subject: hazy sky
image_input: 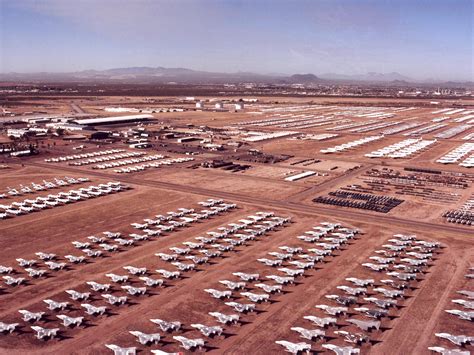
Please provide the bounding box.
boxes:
[1,0,472,81]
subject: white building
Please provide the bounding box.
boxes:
[235,103,244,110]
[196,101,204,109]
[215,102,224,109]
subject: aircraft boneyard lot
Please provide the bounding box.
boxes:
[0,96,473,354]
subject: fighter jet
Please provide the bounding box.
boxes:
[414,240,440,248]
[185,255,209,265]
[278,268,305,277]
[347,318,380,331]
[373,287,405,298]
[457,290,474,299]
[345,277,374,287]
[225,301,256,313]
[56,315,83,327]
[44,261,66,271]
[369,256,395,264]
[255,283,282,293]
[257,258,283,267]
[66,289,90,301]
[129,234,149,241]
[232,272,259,281]
[139,276,163,287]
[72,241,90,249]
[298,254,324,263]
[150,318,181,332]
[288,261,315,269]
[315,304,348,316]
[25,268,47,278]
[169,247,190,255]
[291,327,325,340]
[115,238,134,246]
[121,285,147,296]
[427,347,470,355]
[105,273,129,283]
[241,292,270,303]
[43,299,69,311]
[105,344,137,355]
[88,236,105,243]
[322,344,360,355]
[362,263,388,272]
[337,286,367,296]
[353,307,388,319]
[191,324,223,337]
[34,252,56,260]
[325,295,358,306]
[266,275,294,284]
[435,333,474,346]
[102,294,128,305]
[334,330,369,345]
[205,289,232,299]
[16,258,36,267]
[199,249,221,258]
[445,309,474,321]
[268,252,293,260]
[279,246,303,254]
[452,299,474,309]
[81,303,107,316]
[129,330,161,345]
[386,271,417,281]
[31,326,59,340]
[219,280,246,290]
[308,248,332,256]
[382,244,405,252]
[3,275,24,286]
[400,258,428,266]
[64,255,86,263]
[363,297,397,309]
[99,244,118,252]
[380,279,409,290]
[315,243,339,250]
[0,322,18,333]
[155,253,178,261]
[123,266,147,275]
[0,266,13,274]
[209,312,239,325]
[275,340,311,354]
[171,262,195,271]
[155,269,181,279]
[303,315,337,328]
[173,336,205,351]
[18,310,44,322]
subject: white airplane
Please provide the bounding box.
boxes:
[334,330,369,345]
[81,303,107,316]
[457,290,474,299]
[44,261,66,271]
[316,304,348,316]
[322,344,360,355]
[66,289,90,300]
[16,258,36,267]
[275,340,311,354]
[363,297,397,309]
[427,346,470,355]
[122,285,147,296]
[380,279,409,290]
[337,285,367,296]
[82,249,102,257]
[139,276,163,287]
[72,241,90,249]
[400,258,428,266]
[155,269,180,279]
[347,318,380,331]
[56,315,83,327]
[115,238,134,246]
[43,299,69,311]
[155,253,178,261]
[185,255,209,264]
[298,254,324,263]
[0,322,19,333]
[278,268,305,277]
[326,295,357,306]
[307,248,332,256]
[241,292,270,303]
[373,287,405,298]
[169,247,190,255]
[205,289,232,299]
[225,301,256,313]
[105,273,129,283]
[99,244,119,252]
[3,275,24,286]
[386,272,417,281]
[173,335,205,350]
[35,252,56,260]
[232,272,259,281]
[64,255,86,263]
[19,310,44,322]
[209,312,239,325]
[219,280,246,290]
[303,315,337,328]
[266,275,294,284]
[279,246,303,254]
[171,262,195,271]
[25,268,47,278]
[268,252,293,260]
[150,318,181,332]
[0,266,13,274]
[129,330,161,345]
[445,309,474,321]
[288,261,314,269]
[362,263,388,272]
[102,294,128,305]
[105,344,137,355]
[435,333,474,346]
[345,277,374,287]
[191,323,223,337]
[353,307,387,319]
[291,327,325,340]
[452,299,474,309]
[31,326,59,340]
[88,236,105,243]
[123,266,147,275]
[255,283,282,293]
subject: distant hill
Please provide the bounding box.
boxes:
[319,71,413,82]
[288,73,321,83]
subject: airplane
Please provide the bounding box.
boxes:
[386,271,417,281]
[427,346,470,355]
[19,310,44,322]
[173,335,205,351]
[191,323,223,337]
[241,292,270,303]
[105,273,129,283]
[105,344,137,355]
[255,283,282,293]
[353,307,388,319]
[129,330,161,345]
[72,241,90,249]
[369,256,395,264]
[325,295,358,306]
[122,285,147,296]
[380,279,409,290]
[115,238,134,246]
[232,272,259,281]
[334,330,369,345]
[373,287,405,298]
[336,286,367,296]
[129,233,149,241]
[268,252,293,260]
[43,299,69,311]
[278,268,305,277]
[345,277,374,287]
[56,315,83,327]
[171,262,195,271]
[275,340,311,354]
[150,318,181,332]
[322,344,360,355]
[3,275,25,286]
[291,327,325,340]
[346,318,380,331]
[88,236,105,243]
[169,247,190,255]
[205,289,232,299]
[155,253,178,261]
[279,246,303,254]
[225,301,256,313]
[414,241,440,248]
[400,258,428,266]
[64,255,86,263]
[445,310,474,321]
[102,294,128,305]
[82,249,103,257]
[81,303,107,316]
[45,262,66,271]
[35,252,56,260]
[219,280,246,290]
[99,244,119,252]
[266,275,294,284]
[288,261,315,269]
[382,244,406,252]
[25,268,47,278]
[209,312,239,325]
[435,333,474,346]
[315,304,348,316]
[140,276,163,287]
[297,254,324,263]
[452,299,474,309]
[16,258,36,267]
[0,322,19,333]
[31,326,59,340]
[123,266,147,275]
[457,290,474,299]
[199,249,221,258]
[185,255,209,264]
[303,315,337,328]
[363,297,397,309]
[406,251,432,259]
[155,269,181,279]
[66,289,90,300]
[362,263,388,272]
